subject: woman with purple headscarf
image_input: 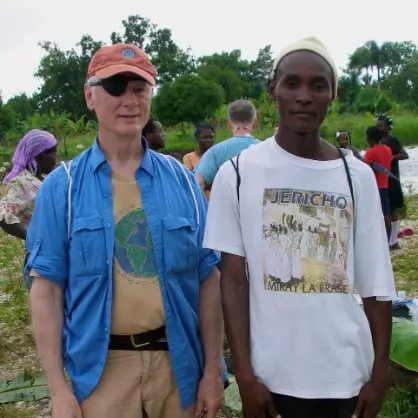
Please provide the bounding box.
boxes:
[0,129,57,242]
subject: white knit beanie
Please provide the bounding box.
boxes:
[270,37,338,99]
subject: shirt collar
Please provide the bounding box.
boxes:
[90,136,155,177]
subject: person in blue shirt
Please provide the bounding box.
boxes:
[26,43,224,418]
[194,99,261,193]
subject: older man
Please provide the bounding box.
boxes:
[26,44,223,418]
[194,99,260,193]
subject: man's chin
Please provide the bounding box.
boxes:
[115,126,142,137]
[292,125,319,135]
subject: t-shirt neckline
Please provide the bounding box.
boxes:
[268,136,352,170]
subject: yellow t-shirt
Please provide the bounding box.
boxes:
[110,171,165,335]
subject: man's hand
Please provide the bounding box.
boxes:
[352,370,389,418]
[52,390,83,418]
[194,371,224,418]
[238,377,279,418]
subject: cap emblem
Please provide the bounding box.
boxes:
[121,48,136,60]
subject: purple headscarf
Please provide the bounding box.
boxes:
[4,129,57,182]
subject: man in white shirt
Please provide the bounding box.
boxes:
[204,37,396,418]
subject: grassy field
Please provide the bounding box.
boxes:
[1,111,418,169]
[0,190,418,417]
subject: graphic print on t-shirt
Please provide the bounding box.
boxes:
[114,207,157,283]
[262,188,353,294]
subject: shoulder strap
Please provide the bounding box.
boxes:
[229,153,241,203]
[338,148,355,210]
[61,160,73,241]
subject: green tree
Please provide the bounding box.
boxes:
[197,47,273,102]
[348,40,382,85]
[0,92,14,140]
[348,40,418,88]
[5,93,35,123]
[111,15,194,84]
[153,75,224,125]
[245,45,274,98]
[35,35,103,119]
[198,64,244,103]
[337,73,361,112]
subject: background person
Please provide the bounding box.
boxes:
[183,122,215,171]
[143,119,165,151]
[194,99,261,193]
[376,114,409,250]
[364,126,393,239]
[0,129,57,287]
[335,130,362,160]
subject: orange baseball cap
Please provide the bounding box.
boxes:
[87,43,157,86]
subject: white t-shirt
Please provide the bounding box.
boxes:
[203,136,396,399]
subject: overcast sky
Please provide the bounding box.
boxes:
[1,0,416,102]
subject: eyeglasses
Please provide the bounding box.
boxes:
[88,74,152,97]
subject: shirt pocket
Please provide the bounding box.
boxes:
[70,215,107,275]
[162,216,199,275]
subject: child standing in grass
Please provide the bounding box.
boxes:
[364,126,393,239]
[335,130,362,160]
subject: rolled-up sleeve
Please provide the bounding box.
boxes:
[25,169,69,289]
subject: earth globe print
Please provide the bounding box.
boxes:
[115,208,156,279]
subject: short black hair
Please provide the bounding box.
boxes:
[143,119,159,137]
[194,122,215,139]
[367,126,384,143]
[376,114,393,128]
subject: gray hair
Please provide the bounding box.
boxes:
[227,99,257,124]
[86,75,101,86]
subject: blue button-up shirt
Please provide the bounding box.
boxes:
[25,138,220,409]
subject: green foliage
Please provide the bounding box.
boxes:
[153,75,225,125]
[352,87,397,114]
[0,375,48,404]
[4,94,35,122]
[34,36,103,120]
[2,17,418,154]
[390,319,418,372]
[379,387,418,418]
[111,15,195,84]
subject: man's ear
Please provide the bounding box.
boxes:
[268,78,277,101]
[85,84,95,110]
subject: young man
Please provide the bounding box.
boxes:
[26,44,224,418]
[143,119,165,151]
[363,126,393,239]
[194,99,260,193]
[204,37,396,418]
[377,114,409,250]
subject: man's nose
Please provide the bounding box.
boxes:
[295,85,313,104]
[122,88,139,105]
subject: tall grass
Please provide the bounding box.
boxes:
[1,112,418,168]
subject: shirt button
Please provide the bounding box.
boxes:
[104,193,109,198]
[105,223,110,228]
[104,327,108,332]
[106,259,109,265]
